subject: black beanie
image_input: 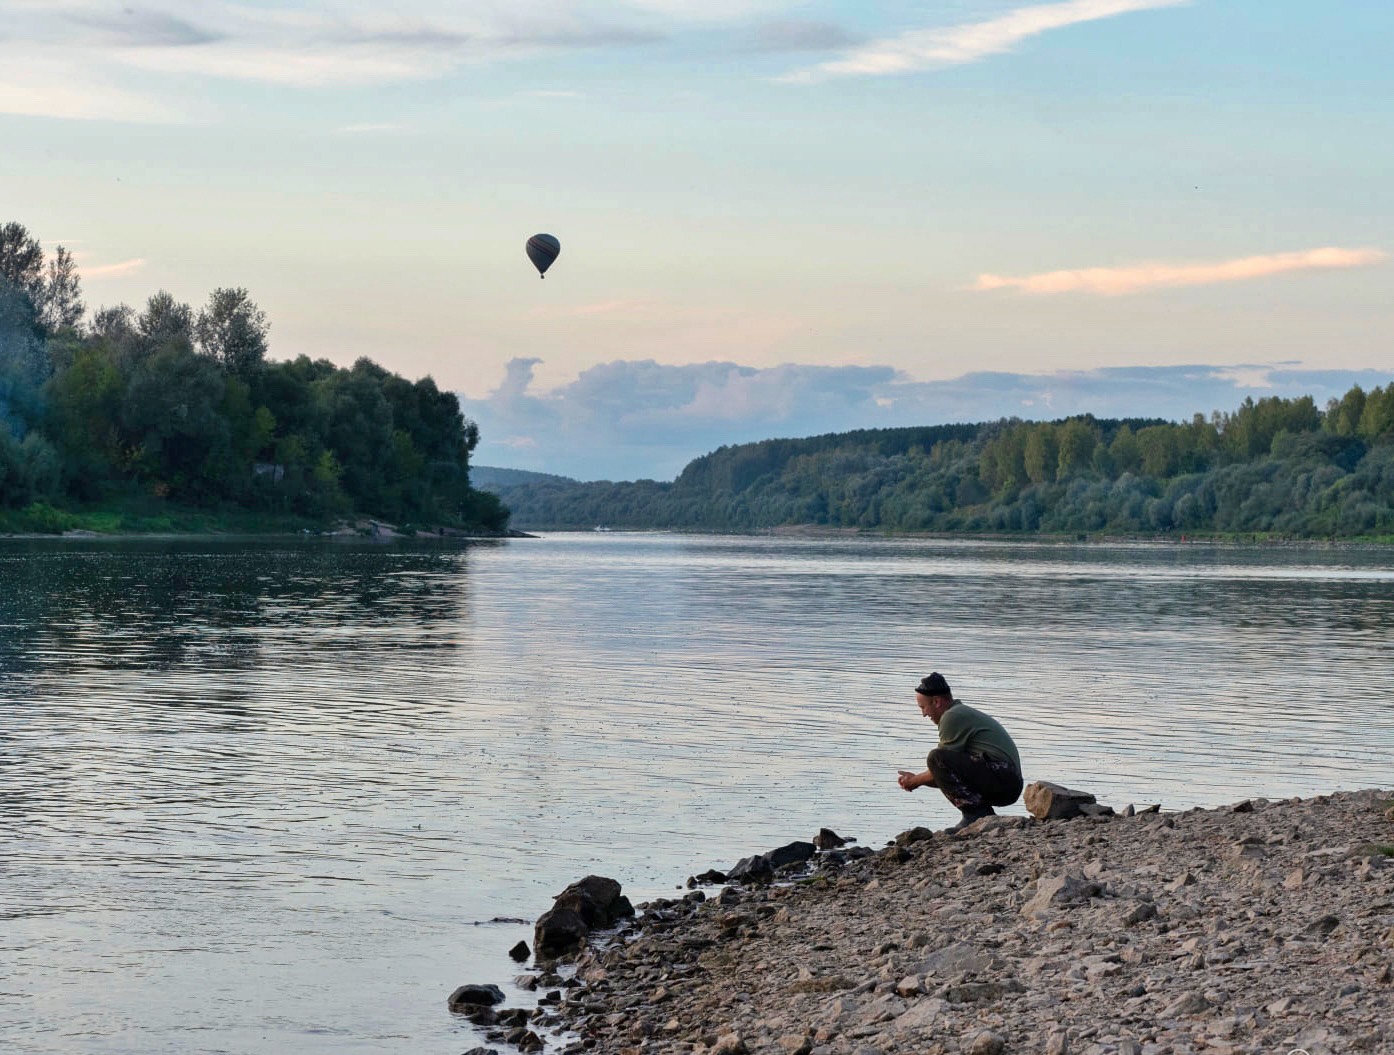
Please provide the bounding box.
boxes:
[916,672,951,697]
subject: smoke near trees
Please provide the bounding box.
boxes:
[0,221,504,532]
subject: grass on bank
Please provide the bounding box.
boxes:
[0,500,329,535]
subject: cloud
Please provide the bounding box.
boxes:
[71,9,226,47]
[974,247,1389,296]
[82,257,147,278]
[0,1,670,118]
[0,56,184,122]
[781,0,1187,83]
[462,358,1394,481]
[750,20,864,52]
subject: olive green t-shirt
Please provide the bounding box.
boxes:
[933,700,1021,773]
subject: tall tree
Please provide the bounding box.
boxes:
[0,221,44,299]
[137,291,194,355]
[36,245,84,332]
[195,287,268,377]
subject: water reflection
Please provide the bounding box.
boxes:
[1,534,1392,1054]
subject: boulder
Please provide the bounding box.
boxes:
[552,875,634,929]
[687,868,728,887]
[1021,874,1102,917]
[728,854,775,882]
[447,984,506,1012]
[1024,781,1097,820]
[534,907,590,959]
[813,827,848,850]
[767,841,817,869]
[894,826,935,846]
[508,940,530,962]
[917,942,1000,979]
[729,840,817,881]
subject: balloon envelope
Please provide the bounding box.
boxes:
[526,234,560,277]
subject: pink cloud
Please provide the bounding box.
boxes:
[82,257,148,279]
[973,247,1388,296]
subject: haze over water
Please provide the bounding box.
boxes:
[3,533,1393,1054]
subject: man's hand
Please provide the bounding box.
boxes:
[898,769,937,791]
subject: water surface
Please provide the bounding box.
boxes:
[2,533,1392,1053]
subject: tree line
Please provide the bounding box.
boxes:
[0,221,505,532]
[488,388,1394,537]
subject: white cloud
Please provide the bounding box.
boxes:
[781,0,1188,83]
[0,56,185,122]
[973,247,1389,296]
[0,1,676,120]
[463,359,1394,480]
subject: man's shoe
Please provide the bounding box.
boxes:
[943,805,996,833]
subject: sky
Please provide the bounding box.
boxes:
[3,0,1392,479]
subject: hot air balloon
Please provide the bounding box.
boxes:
[526,234,560,279]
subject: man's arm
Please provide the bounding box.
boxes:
[897,769,938,790]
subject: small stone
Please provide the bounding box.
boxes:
[895,826,935,846]
[967,1030,1005,1055]
[1021,874,1101,917]
[1162,991,1211,1017]
[1117,900,1157,926]
[1045,1031,1070,1055]
[508,940,530,962]
[895,975,923,997]
[1305,914,1340,937]
[712,1032,748,1055]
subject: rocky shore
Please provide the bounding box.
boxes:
[466,787,1394,1055]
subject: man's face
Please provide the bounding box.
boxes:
[915,691,946,722]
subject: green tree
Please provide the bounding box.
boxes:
[195,287,269,377]
[45,343,125,496]
[0,222,44,299]
[1109,426,1142,474]
[1056,419,1096,481]
[36,245,84,333]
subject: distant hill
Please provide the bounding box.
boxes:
[471,466,578,491]
[481,384,1394,537]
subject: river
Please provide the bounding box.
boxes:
[2,533,1392,1053]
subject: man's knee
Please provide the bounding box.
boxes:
[926,747,960,776]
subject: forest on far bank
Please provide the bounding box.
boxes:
[0,221,505,534]
[484,382,1394,537]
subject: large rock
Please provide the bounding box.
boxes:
[918,942,1001,979]
[766,840,817,868]
[813,828,848,850]
[728,841,816,882]
[552,875,634,928]
[1024,781,1097,820]
[1021,873,1102,917]
[533,907,589,959]
[533,875,634,959]
[447,984,506,1012]
[727,854,775,882]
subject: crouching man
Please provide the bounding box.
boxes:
[897,672,1023,833]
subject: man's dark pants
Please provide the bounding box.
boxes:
[926,747,1023,812]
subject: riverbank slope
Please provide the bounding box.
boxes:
[544,789,1393,1055]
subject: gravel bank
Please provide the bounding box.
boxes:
[533,788,1394,1055]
